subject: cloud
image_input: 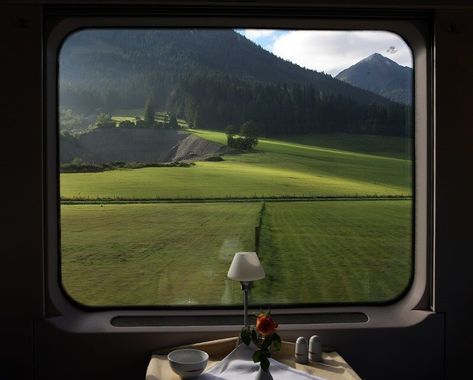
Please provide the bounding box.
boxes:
[237,29,287,51]
[243,29,278,39]
[271,30,413,76]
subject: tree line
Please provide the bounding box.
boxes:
[170,74,412,137]
[61,72,412,137]
[225,121,259,150]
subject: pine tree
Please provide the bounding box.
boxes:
[168,114,179,129]
[144,94,156,127]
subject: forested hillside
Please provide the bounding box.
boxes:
[60,29,412,136]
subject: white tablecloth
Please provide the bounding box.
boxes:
[201,343,326,380]
[146,337,361,380]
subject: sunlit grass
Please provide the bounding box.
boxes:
[61,202,260,306]
[61,130,411,199]
[254,200,412,304]
[61,200,412,306]
[60,128,413,307]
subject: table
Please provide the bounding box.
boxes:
[146,337,361,380]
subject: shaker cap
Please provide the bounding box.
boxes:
[295,336,308,352]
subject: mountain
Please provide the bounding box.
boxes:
[59,30,411,137]
[60,30,390,104]
[335,53,413,105]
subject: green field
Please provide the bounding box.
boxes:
[61,200,411,306]
[189,129,411,160]
[61,130,411,200]
[256,200,412,304]
[60,128,413,307]
[61,202,260,306]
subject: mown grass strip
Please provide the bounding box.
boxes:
[61,199,412,306]
[61,202,261,306]
[252,200,413,305]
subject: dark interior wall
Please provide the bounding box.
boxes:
[0,5,43,380]
[434,10,473,379]
[0,2,472,380]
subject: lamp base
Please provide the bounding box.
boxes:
[256,367,273,380]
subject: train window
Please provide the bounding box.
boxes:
[53,24,424,312]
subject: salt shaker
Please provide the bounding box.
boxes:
[295,336,309,364]
[309,335,322,362]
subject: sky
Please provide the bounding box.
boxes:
[236,29,413,77]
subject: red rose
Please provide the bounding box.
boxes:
[256,313,278,336]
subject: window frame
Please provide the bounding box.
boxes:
[45,8,434,333]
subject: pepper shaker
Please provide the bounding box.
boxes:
[309,335,322,362]
[295,336,309,364]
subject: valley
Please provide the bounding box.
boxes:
[60,127,412,306]
[58,28,414,308]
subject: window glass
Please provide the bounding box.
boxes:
[59,29,413,307]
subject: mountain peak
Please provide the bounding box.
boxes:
[336,53,413,104]
[362,53,394,65]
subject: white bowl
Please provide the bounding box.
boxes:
[167,349,209,379]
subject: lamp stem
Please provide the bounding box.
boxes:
[241,281,251,328]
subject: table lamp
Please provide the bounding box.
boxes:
[227,251,265,328]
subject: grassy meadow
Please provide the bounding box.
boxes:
[61,203,259,306]
[189,128,411,160]
[255,200,412,304]
[60,126,413,307]
[61,200,411,306]
[61,130,411,200]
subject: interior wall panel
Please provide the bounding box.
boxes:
[434,9,473,379]
[0,5,43,380]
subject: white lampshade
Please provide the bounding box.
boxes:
[227,252,265,282]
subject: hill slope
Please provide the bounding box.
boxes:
[60,30,411,136]
[61,129,411,200]
[60,128,234,164]
[336,53,413,104]
[60,29,390,106]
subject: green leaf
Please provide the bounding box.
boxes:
[260,357,270,372]
[253,350,262,363]
[240,327,251,345]
[271,334,281,352]
[272,339,281,352]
